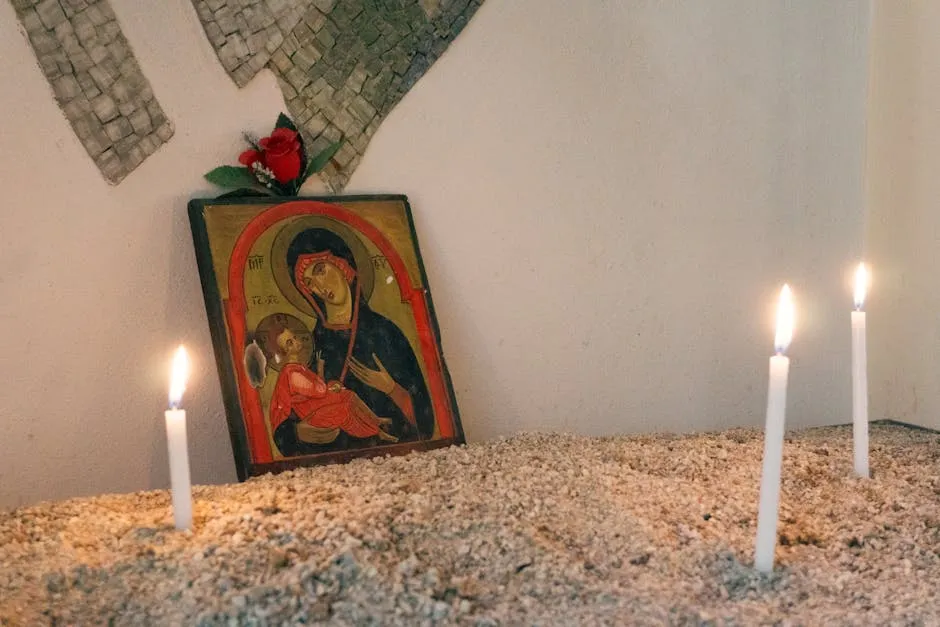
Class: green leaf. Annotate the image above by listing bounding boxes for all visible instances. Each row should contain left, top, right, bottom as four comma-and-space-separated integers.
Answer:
304, 139, 344, 179
204, 165, 262, 190
275, 113, 298, 132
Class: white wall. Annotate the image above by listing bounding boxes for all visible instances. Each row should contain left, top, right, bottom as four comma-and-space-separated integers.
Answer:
866, 2, 940, 429
0, 1, 871, 509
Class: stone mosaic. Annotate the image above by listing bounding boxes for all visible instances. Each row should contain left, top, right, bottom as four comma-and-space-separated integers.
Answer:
10, 0, 174, 184
191, 0, 483, 191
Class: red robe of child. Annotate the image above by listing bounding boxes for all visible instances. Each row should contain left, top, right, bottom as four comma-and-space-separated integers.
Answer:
269, 363, 385, 438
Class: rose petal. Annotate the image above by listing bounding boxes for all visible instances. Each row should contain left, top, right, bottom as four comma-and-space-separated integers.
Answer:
266, 150, 302, 183
238, 149, 262, 167
270, 127, 298, 143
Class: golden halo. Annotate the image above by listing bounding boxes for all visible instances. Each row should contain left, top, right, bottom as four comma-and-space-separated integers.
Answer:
270, 215, 375, 318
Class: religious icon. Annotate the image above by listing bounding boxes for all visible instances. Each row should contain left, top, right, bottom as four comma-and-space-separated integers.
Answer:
188, 195, 464, 479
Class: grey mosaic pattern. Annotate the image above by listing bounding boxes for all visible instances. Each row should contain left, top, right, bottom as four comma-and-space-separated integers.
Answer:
10, 0, 174, 185
191, 0, 483, 191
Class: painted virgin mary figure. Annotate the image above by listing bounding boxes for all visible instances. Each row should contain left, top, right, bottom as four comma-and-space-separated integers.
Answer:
273, 226, 434, 455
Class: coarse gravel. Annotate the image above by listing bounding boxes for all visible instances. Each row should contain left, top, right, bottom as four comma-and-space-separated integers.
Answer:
2, 422, 939, 625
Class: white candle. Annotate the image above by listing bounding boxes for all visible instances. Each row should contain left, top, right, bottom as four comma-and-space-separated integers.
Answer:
165, 345, 193, 530
754, 284, 794, 573
852, 263, 870, 478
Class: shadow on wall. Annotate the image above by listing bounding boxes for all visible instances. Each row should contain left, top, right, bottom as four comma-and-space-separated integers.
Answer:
149, 200, 238, 491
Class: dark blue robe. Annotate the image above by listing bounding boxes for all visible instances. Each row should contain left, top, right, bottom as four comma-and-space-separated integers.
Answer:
273, 299, 434, 457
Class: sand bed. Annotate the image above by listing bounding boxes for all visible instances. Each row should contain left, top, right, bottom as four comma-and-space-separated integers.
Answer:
2, 422, 939, 625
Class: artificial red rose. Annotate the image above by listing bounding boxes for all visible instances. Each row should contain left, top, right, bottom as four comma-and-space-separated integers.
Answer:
258, 127, 302, 184
238, 149, 263, 168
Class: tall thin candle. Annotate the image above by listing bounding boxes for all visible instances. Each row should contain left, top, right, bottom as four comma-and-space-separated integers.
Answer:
754, 284, 794, 573
852, 263, 870, 478
166, 345, 193, 530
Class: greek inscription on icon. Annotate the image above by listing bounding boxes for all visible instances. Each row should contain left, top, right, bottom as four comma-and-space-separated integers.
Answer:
371, 256, 389, 270
248, 255, 265, 270
250, 294, 279, 306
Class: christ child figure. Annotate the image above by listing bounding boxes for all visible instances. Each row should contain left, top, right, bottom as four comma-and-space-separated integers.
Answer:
265, 321, 398, 443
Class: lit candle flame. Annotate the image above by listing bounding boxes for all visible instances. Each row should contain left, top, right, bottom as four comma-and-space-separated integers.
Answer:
168, 345, 189, 409
853, 262, 868, 310
774, 284, 794, 355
